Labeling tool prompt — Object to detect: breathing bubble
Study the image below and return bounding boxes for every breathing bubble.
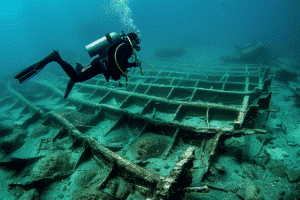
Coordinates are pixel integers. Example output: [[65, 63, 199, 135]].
[[109, 0, 141, 35]]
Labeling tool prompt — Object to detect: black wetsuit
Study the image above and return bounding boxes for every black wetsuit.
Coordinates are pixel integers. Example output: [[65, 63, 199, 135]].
[[57, 41, 137, 82]]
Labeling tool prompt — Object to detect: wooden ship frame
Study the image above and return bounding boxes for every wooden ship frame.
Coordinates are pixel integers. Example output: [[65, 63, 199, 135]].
[[1, 61, 272, 199]]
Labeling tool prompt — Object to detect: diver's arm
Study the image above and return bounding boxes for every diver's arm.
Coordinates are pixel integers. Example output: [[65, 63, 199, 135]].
[[126, 61, 138, 68], [117, 44, 140, 69]]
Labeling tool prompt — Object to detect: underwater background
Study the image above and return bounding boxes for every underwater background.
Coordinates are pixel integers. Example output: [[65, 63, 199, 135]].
[[0, 0, 299, 80], [1, 1, 300, 199]]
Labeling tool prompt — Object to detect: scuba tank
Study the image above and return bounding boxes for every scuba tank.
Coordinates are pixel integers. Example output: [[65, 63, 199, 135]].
[[85, 32, 122, 59]]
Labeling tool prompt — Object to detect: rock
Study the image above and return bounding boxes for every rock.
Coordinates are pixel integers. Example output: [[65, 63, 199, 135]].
[[30, 150, 75, 181], [236, 188, 246, 199], [54, 109, 94, 126], [244, 135, 263, 159], [242, 164, 257, 180], [8, 185, 24, 198], [267, 159, 288, 178], [220, 41, 271, 64], [245, 179, 266, 200], [275, 68, 298, 83], [130, 133, 172, 161], [245, 180, 259, 200], [287, 140, 298, 147], [275, 123, 282, 128], [0, 131, 26, 154], [266, 147, 289, 160], [19, 189, 39, 200], [286, 168, 300, 183]]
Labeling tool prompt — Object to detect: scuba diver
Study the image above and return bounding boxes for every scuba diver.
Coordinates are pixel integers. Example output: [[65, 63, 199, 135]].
[[14, 32, 142, 98]]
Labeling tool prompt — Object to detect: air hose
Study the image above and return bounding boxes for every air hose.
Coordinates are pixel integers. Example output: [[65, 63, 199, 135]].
[[114, 36, 144, 85]]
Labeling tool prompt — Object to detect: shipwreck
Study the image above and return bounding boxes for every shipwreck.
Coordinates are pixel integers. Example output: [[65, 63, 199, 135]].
[[0, 61, 272, 199]]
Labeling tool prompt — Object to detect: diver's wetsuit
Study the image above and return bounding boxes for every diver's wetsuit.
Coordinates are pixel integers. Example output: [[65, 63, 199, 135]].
[[56, 41, 137, 82]]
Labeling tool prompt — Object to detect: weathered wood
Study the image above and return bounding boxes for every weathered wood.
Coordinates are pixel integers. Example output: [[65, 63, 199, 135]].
[[41, 79, 246, 111], [33, 80, 257, 136], [154, 147, 197, 200], [6, 83, 44, 116], [43, 110, 202, 199], [184, 186, 210, 193], [209, 132, 222, 158], [162, 128, 180, 158]]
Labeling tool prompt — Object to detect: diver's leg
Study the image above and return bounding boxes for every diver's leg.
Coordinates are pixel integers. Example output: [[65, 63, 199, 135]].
[[55, 58, 102, 82], [15, 50, 102, 84], [54, 58, 78, 81], [73, 64, 102, 82], [63, 63, 102, 99]]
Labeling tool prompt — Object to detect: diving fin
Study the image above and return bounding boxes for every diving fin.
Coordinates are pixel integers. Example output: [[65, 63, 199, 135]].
[[64, 63, 84, 99], [14, 50, 61, 84], [14, 63, 44, 84]]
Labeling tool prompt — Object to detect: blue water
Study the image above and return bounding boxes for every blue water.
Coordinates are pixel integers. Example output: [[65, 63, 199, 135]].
[[0, 0, 299, 80]]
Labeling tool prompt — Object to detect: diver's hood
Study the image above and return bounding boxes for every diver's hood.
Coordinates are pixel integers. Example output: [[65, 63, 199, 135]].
[[126, 32, 141, 51]]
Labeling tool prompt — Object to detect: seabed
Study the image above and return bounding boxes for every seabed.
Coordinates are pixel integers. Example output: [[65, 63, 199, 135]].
[[0, 60, 299, 199]]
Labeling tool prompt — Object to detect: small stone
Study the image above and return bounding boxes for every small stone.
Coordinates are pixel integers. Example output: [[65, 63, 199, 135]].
[[282, 155, 289, 158], [287, 168, 300, 182], [273, 127, 281, 132], [287, 141, 298, 147], [270, 113, 277, 119], [212, 162, 225, 174], [231, 186, 239, 193], [282, 151, 289, 157], [266, 147, 289, 160], [276, 123, 282, 128], [13, 121, 23, 127], [236, 188, 245, 199], [19, 189, 39, 200], [245, 180, 259, 200]]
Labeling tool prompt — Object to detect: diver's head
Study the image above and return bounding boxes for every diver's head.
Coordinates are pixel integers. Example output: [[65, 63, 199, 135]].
[[127, 32, 141, 51], [127, 33, 140, 44]]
